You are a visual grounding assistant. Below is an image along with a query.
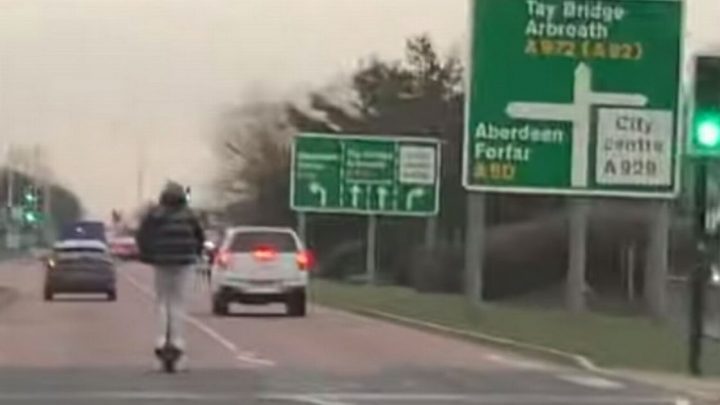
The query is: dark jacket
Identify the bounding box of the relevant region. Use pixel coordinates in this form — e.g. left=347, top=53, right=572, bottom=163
left=136, top=185, right=205, bottom=266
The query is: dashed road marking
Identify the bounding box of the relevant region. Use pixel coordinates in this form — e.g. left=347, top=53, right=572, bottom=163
left=265, top=394, right=353, bottom=405
left=122, top=271, right=275, bottom=368
left=0, top=391, right=228, bottom=401
left=483, top=353, right=549, bottom=370
left=236, top=351, right=276, bottom=367
left=557, top=374, right=625, bottom=390
left=260, top=392, right=683, bottom=404
left=0, top=391, right=685, bottom=404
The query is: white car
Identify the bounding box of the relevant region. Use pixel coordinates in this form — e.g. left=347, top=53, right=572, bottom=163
left=210, top=226, right=312, bottom=317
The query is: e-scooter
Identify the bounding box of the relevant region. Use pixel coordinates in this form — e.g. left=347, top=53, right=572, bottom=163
left=154, top=303, right=183, bottom=373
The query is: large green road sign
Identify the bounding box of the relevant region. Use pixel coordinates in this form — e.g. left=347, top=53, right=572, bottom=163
left=464, top=0, right=682, bottom=197
left=291, top=133, right=440, bottom=216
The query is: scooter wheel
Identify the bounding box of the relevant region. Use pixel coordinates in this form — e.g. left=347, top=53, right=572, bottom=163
left=162, top=357, right=177, bottom=373
left=156, top=344, right=183, bottom=373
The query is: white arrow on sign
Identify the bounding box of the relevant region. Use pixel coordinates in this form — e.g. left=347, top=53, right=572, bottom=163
left=309, top=182, right=327, bottom=207
left=377, top=186, right=389, bottom=210
left=350, top=184, right=362, bottom=208
left=506, top=63, right=648, bottom=188
left=405, top=188, right=425, bottom=211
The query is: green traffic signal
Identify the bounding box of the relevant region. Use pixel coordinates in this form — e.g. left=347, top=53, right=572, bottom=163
left=696, top=113, right=720, bottom=147
left=690, top=56, right=720, bottom=157
left=690, top=111, right=720, bottom=156
left=23, top=210, right=38, bottom=223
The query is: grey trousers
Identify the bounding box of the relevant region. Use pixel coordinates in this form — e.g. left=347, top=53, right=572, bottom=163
left=153, top=264, right=193, bottom=348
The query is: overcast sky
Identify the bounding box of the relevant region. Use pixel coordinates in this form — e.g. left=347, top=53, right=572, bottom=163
left=0, top=0, right=715, bottom=219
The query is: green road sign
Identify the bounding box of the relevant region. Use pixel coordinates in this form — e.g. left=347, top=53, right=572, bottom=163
left=291, top=133, right=440, bottom=216
left=463, top=0, right=682, bottom=198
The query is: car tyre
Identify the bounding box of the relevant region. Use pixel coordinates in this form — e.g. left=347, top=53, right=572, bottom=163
left=107, top=290, right=117, bottom=301
left=212, top=294, right=229, bottom=316
left=286, top=290, right=307, bottom=317
left=43, top=288, right=53, bottom=301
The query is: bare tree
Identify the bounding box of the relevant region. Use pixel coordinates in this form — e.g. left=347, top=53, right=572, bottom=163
left=214, top=101, right=296, bottom=225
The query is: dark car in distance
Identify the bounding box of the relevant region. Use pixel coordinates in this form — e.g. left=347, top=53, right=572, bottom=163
left=44, top=239, right=117, bottom=301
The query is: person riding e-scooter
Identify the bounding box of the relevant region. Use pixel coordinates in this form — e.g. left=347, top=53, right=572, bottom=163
left=136, top=181, right=205, bottom=371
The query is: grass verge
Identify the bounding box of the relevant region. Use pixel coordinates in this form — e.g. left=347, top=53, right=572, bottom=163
left=311, top=279, right=720, bottom=375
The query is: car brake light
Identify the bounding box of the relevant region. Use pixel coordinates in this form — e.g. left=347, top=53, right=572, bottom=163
left=214, top=250, right=231, bottom=269
left=253, top=245, right=278, bottom=261
left=297, top=250, right=314, bottom=271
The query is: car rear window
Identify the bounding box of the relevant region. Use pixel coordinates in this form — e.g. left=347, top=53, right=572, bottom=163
left=56, top=247, right=106, bottom=254
left=229, top=231, right=297, bottom=253
left=59, top=221, right=107, bottom=242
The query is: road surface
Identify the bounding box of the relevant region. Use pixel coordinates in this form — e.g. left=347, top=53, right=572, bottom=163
left=0, top=259, right=694, bottom=404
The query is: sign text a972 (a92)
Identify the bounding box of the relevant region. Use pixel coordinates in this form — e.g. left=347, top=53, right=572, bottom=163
left=463, top=0, right=682, bottom=198
left=291, top=133, right=441, bottom=216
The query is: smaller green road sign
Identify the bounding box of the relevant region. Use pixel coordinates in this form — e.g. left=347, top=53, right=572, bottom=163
left=291, top=133, right=441, bottom=216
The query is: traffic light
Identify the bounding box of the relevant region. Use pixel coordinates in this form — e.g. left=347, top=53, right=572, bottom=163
left=688, top=54, right=720, bottom=375
left=690, top=55, right=720, bottom=156
left=23, top=189, right=37, bottom=204
left=695, top=113, right=720, bottom=147
left=20, top=186, right=42, bottom=226
left=23, top=210, right=38, bottom=224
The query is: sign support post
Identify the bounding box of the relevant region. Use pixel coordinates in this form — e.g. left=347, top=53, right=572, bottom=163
left=689, top=160, right=708, bottom=375
left=297, top=212, right=307, bottom=247
left=644, top=200, right=670, bottom=319
left=425, top=217, right=438, bottom=249
left=566, top=199, right=588, bottom=313
left=366, top=215, right=378, bottom=285
left=464, top=193, right=485, bottom=305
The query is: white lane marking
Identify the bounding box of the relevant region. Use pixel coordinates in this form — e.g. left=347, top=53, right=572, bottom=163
left=0, top=391, right=229, bottom=401
left=0, top=391, right=684, bottom=404
left=265, top=394, right=353, bottom=405
left=121, top=271, right=275, bottom=367
left=183, top=313, right=239, bottom=353
left=236, top=351, right=276, bottom=367
left=0, top=392, right=348, bottom=404
left=557, top=375, right=625, bottom=390
left=483, top=353, right=549, bottom=370
left=260, top=392, right=681, bottom=404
